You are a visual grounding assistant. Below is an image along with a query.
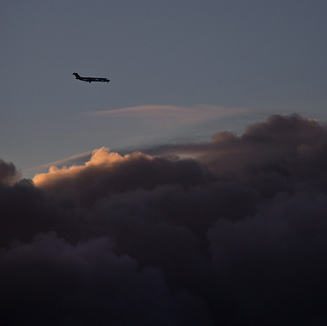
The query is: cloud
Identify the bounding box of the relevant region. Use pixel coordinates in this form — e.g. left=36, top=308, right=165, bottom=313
left=0, top=159, right=21, bottom=185
left=146, top=114, right=327, bottom=183
left=2, top=114, right=327, bottom=325
left=87, top=104, right=252, bottom=129
left=89, top=104, right=247, bottom=116
left=29, top=150, right=93, bottom=173
left=1, top=232, right=212, bottom=325
left=33, top=147, right=130, bottom=190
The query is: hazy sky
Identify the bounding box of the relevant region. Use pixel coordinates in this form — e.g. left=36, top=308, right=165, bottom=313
left=1, top=0, right=327, bottom=177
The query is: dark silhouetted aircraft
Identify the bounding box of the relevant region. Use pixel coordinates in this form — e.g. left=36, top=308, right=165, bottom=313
left=72, top=73, right=110, bottom=83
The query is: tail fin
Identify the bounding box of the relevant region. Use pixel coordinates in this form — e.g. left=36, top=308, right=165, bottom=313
left=72, top=73, right=81, bottom=78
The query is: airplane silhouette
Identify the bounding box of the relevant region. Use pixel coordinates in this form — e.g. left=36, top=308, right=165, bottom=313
left=72, top=73, right=110, bottom=83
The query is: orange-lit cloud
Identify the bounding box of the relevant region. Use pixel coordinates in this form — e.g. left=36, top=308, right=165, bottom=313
left=33, top=147, right=152, bottom=189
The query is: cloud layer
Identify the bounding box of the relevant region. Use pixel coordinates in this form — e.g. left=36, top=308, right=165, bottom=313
left=2, top=114, right=327, bottom=325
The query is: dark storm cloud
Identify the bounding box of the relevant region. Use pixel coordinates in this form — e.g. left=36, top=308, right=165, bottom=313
left=2, top=114, right=327, bottom=325
left=0, top=159, right=20, bottom=185
left=204, top=114, right=327, bottom=178
left=147, top=114, right=327, bottom=179
left=1, top=232, right=211, bottom=326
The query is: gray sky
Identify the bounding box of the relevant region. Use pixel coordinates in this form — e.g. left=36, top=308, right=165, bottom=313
left=1, top=0, right=327, bottom=178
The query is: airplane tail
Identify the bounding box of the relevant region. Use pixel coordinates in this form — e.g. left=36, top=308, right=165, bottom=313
left=72, top=73, right=81, bottom=78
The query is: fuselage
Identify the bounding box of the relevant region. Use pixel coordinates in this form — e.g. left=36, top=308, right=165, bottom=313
left=72, top=73, right=110, bottom=83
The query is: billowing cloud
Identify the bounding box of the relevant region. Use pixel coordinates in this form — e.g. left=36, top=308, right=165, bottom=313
left=33, top=147, right=133, bottom=190
left=147, top=114, right=327, bottom=184
left=2, top=114, right=327, bottom=325
left=0, top=159, right=20, bottom=185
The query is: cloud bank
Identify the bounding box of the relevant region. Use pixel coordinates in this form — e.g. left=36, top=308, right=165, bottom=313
left=1, top=114, right=327, bottom=325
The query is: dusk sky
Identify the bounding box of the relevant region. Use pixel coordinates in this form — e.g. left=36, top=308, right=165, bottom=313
left=2, top=0, right=327, bottom=177
left=2, top=1, right=327, bottom=325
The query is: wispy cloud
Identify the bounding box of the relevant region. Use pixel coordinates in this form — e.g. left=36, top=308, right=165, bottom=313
left=25, top=151, right=93, bottom=175
left=87, top=104, right=252, bottom=125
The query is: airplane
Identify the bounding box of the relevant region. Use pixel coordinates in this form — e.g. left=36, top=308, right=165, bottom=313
left=72, top=73, right=110, bottom=83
